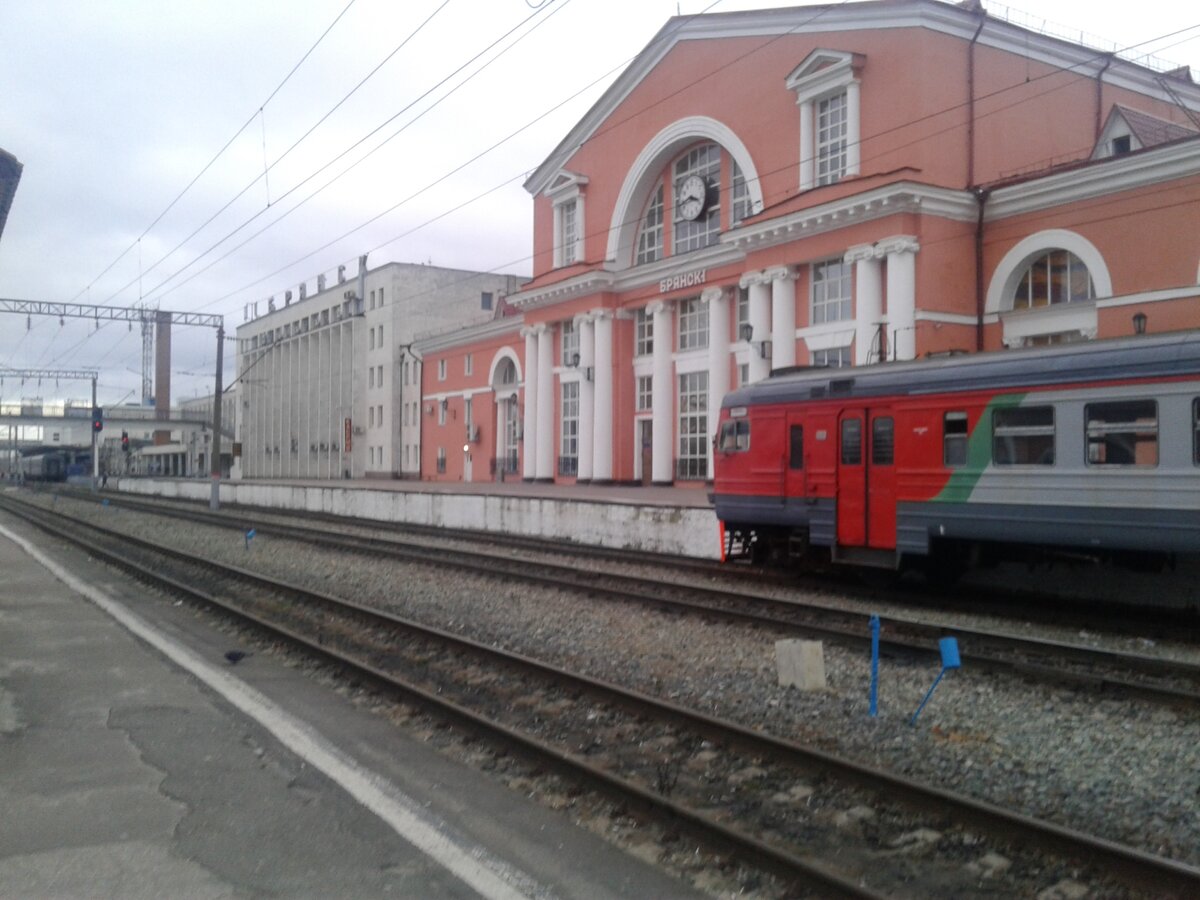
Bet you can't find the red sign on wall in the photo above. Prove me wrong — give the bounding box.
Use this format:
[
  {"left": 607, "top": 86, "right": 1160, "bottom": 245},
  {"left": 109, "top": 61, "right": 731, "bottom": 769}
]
[{"left": 344, "top": 417, "right": 352, "bottom": 452}]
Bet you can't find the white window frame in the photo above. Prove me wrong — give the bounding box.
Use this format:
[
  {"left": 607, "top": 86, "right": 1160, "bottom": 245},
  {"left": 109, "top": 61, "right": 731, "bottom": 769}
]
[
  {"left": 438, "top": 359, "right": 447, "bottom": 381},
  {"left": 636, "top": 375, "right": 653, "bottom": 412},
  {"left": 677, "top": 296, "right": 708, "bottom": 351},
  {"left": 812, "top": 345, "right": 852, "bottom": 368},
  {"left": 546, "top": 171, "right": 588, "bottom": 269},
  {"left": 465, "top": 353, "right": 473, "bottom": 376},
  {"left": 560, "top": 381, "right": 579, "bottom": 474},
  {"left": 811, "top": 258, "right": 852, "bottom": 325},
  {"left": 561, "top": 320, "right": 580, "bottom": 367},
  {"left": 677, "top": 371, "right": 709, "bottom": 480},
  {"left": 672, "top": 143, "right": 721, "bottom": 256},
  {"left": 635, "top": 307, "right": 654, "bottom": 357},
  {"left": 635, "top": 184, "right": 664, "bottom": 265},
  {"left": 787, "top": 50, "right": 862, "bottom": 191}
]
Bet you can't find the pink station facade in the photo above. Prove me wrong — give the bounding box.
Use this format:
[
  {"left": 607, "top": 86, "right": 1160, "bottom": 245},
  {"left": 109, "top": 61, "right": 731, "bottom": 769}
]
[{"left": 414, "top": 0, "right": 1200, "bottom": 488}]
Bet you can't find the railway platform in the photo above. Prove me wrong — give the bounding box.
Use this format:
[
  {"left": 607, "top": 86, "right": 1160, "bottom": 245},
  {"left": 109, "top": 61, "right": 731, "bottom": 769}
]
[
  {"left": 116, "top": 476, "right": 722, "bottom": 559},
  {"left": 0, "top": 514, "right": 704, "bottom": 899}
]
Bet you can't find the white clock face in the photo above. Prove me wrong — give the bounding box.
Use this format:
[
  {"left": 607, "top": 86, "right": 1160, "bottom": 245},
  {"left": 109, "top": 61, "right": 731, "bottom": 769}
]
[{"left": 677, "top": 174, "right": 707, "bottom": 221}]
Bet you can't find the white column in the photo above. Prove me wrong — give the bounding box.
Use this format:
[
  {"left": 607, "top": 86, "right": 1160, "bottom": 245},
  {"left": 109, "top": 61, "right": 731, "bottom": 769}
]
[
  {"left": 767, "top": 266, "right": 797, "bottom": 370},
  {"left": 536, "top": 325, "right": 554, "bottom": 480},
  {"left": 847, "top": 243, "right": 884, "bottom": 364},
  {"left": 649, "top": 300, "right": 674, "bottom": 484},
  {"left": 576, "top": 314, "right": 595, "bottom": 482},
  {"left": 881, "top": 235, "right": 920, "bottom": 361},
  {"left": 741, "top": 272, "right": 772, "bottom": 383},
  {"left": 592, "top": 311, "right": 614, "bottom": 483},
  {"left": 798, "top": 100, "right": 814, "bottom": 190},
  {"left": 846, "top": 79, "right": 861, "bottom": 178},
  {"left": 521, "top": 326, "right": 538, "bottom": 480},
  {"left": 704, "top": 286, "right": 730, "bottom": 480}
]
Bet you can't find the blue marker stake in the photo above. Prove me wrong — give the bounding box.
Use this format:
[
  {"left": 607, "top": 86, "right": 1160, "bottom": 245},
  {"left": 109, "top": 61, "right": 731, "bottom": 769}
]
[
  {"left": 910, "top": 636, "right": 961, "bottom": 726},
  {"left": 245, "top": 528, "right": 256, "bottom": 550},
  {"left": 869, "top": 615, "right": 880, "bottom": 718}
]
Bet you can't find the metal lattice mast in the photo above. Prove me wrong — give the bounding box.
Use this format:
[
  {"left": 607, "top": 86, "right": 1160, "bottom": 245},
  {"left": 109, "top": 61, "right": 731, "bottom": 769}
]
[{"left": 137, "top": 303, "right": 156, "bottom": 406}]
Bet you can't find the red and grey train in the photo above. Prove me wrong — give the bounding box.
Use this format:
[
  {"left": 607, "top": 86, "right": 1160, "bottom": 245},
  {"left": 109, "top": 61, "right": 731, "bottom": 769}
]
[{"left": 712, "top": 331, "right": 1200, "bottom": 576}]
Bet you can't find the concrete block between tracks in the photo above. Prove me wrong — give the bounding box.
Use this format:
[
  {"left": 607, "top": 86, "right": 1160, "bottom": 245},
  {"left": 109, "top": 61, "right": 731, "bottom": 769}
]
[{"left": 774, "top": 639, "right": 826, "bottom": 691}]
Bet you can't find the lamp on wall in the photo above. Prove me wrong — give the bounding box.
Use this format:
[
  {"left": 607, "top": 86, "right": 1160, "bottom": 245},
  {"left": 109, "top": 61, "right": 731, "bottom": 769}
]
[
  {"left": 738, "top": 323, "right": 753, "bottom": 343},
  {"left": 567, "top": 352, "right": 580, "bottom": 367},
  {"left": 1132, "top": 312, "right": 1147, "bottom": 335}
]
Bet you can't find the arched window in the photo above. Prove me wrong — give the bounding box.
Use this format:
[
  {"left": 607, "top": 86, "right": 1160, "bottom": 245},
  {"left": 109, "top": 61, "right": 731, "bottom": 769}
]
[
  {"left": 673, "top": 142, "right": 721, "bottom": 255},
  {"left": 1012, "top": 250, "right": 1094, "bottom": 310}
]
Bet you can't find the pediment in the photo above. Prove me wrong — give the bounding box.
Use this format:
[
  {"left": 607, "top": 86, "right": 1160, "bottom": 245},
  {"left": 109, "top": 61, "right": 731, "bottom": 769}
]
[{"left": 785, "top": 49, "right": 864, "bottom": 95}]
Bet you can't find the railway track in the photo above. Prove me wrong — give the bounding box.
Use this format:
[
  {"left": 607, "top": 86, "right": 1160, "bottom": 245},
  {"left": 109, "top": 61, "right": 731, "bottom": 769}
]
[
  {"left": 29, "top": 489, "right": 1200, "bottom": 711},
  {"left": 4, "top": 494, "right": 1199, "bottom": 897}
]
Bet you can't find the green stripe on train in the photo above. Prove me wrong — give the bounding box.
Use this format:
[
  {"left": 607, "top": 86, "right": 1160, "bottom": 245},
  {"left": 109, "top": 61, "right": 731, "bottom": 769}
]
[{"left": 933, "top": 393, "right": 1026, "bottom": 503}]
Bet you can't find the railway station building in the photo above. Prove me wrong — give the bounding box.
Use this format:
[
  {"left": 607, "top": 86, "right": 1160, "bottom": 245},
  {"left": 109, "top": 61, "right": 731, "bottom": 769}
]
[
  {"left": 414, "top": 0, "right": 1200, "bottom": 487},
  {"left": 233, "top": 258, "right": 524, "bottom": 481}
]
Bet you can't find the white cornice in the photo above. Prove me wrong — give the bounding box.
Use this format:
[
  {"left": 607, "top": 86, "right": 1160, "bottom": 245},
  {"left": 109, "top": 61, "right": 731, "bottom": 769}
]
[
  {"left": 726, "top": 182, "right": 975, "bottom": 254},
  {"left": 986, "top": 137, "right": 1200, "bottom": 220},
  {"left": 523, "top": 1, "right": 1200, "bottom": 197},
  {"left": 508, "top": 270, "right": 616, "bottom": 311},
  {"left": 412, "top": 316, "right": 523, "bottom": 354}
]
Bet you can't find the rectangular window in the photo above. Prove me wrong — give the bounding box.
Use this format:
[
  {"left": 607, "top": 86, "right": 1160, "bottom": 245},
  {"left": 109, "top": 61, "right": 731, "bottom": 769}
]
[
  {"left": 677, "top": 371, "right": 709, "bottom": 480},
  {"left": 438, "top": 359, "right": 447, "bottom": 381},
  {"left": 636, "top": 375, "right": 653, "bottom": 412},
  {"left": 1085, "top": 400, "right": 1157, "bottom": 466},
  {"left": 789, "top": 425, "right": 803, "bottom": 469},
  {"left": 559, "top": 382, "right": 579, "bottom": 476},
  {"left": 812, "top": 259, "right": 852, "bottom": 324},
  {"left": 1194, "top": 399, "right": 1200, "bottom": 465},
  {"left": 369, "top": 407, "right": 375, "bottom": 428},
  {"left": 944, "top": 412, "right": 967, "bottom": 467},
  {"left": 438, "top": 401, "right": 446, "bottom": 426},
  {"left": 464, "top": 397, "right": 473, "bottom": 436},
  {"left": 558, "top": 200, "right": 578, "bottom": 266},
  {"left": 377, "top": 364, "right": 383, "bottom": 387},
  {"left": 738, "top": 363, "right": 750, "bottom": 387},
  {"left": 993, "top": 405, "right": 1055, "bottom": 466},
  {"left": 718, "top": 419, "right": 750, "bottom": 453},
  {"left": 436, "top": 447, "right": 446, "bottom": 474},
  {"left": 812, "top": 346, "right": 851, "bottom": 368},
  {"left": 369, "top": 289, "right": 375, "bottom": 310},
  {"left": 872, "top": 417, "right": 894, "bottom": 465},
  {"left": 378, "top": 323, "right": 383, "bottom": 346},
  {"left": 677, "top": 297, "right": 708, "bottom": 351},
  {"left": 561, "top": 321, "right": 579, "bottom": 366},
  {"left": 635, "top": 308, "right": 653, "bottom": 356},
  {"left": 369, "top": 328, "right": 375, "bottom": 350},
  {"left": 816, "top": 91, "right": 848, "bottom": 186},
  {"left": 736, "top": 286, "right": 750, "bottom": 338},
  {"left": 465, "top": 354, "right": 473, "bottom": 376},
  {"left": 841, "top": 418, "right": 862, "bottom": 465},
  {"left": 481, "top": 291, "right": 493, "bottom": 310},
  {"left": 369, "top": 368, "right": 375, "bottom": 389}
]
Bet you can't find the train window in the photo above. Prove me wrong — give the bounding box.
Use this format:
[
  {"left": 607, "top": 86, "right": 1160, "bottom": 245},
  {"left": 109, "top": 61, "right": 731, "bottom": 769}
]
[
  {"left": 993, "top": 406, "right": 1055, "bottom": 465},
  {"left": 718, "top": 420, "right": 750, "bottom": 453},
  {"left": 872, "top": 417, "right": 894, "bottom": 465},
  {"left": 789, "top": 425, "right": 803, "bottom": 469},
  {"left": 944, "top": 412, "right": 968, "bottom": 467},
  {"left": 1194, "top": 399, "right": 1200, "bottom": 465},
  {"left": 841, "top": 418, "right": 862, "bottom": 464},
  {"left": 1085, "top": 400, "right": 1157, "bottom": 466}
]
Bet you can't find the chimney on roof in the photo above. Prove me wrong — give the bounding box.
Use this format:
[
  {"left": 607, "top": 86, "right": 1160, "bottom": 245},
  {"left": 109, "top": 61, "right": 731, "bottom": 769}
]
[
  {"left": 317, "top": 274, "right": 326, "bottom": 292},
  {"left": 299, "top": 282, "right": 307, "bottom": 300}
]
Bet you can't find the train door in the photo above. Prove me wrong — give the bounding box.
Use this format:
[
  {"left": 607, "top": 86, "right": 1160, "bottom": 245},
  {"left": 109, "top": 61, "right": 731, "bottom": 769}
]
[
  {"left": 836, "top": 410, "right": 867, "bottom": 546},
  {"left": 836, "top": 407, "right": 897, "bottom": 549},
  {"left": 783, "top": 413, "right": 807, "bottom": 498}
]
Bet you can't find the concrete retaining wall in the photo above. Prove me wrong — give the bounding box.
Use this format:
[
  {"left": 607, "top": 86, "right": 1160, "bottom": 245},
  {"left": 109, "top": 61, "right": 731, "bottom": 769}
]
[{"left": 117, "top": 479, "right": 722, "bottom": 559}]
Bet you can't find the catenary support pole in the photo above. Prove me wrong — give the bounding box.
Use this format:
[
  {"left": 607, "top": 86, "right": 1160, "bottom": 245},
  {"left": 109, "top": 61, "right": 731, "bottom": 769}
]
[
  {"left": 91, "top": 376, "right": 99, "bottom": 493},
  {"left": 210, "top": 323, "right": 224, "bottom": 511}
]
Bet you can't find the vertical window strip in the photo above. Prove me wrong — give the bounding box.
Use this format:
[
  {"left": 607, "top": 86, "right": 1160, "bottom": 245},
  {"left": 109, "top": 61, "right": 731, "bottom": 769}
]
[
  {"left": 812, "top": 259, "right": 852, "bottom": 324},
  {"left": 731, "top": 160, "right": 751, "bottom": 225},
  {"left": 677, "top": 297, "right": 709, "bottom": 351},
  {"left": 636, "top": 185, "right": 664, "bottom": 265},
  {"left": 672, "top": 143, "right": 721, "bottom": 255},
  {"left": 560, "top": 381, "right": 579, "bottom": 475},
  {"left": 635, "top": 308, "right": 654, "bottom": 357},
  {"left": 816, "top": 92, "right": 848, "bottom": 186},
  {"left": 677, "top": 371, "right": 709, "bottom": 480}
]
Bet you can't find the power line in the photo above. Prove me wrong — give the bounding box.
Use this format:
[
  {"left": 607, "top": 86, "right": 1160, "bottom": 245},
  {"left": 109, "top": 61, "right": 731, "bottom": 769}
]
[{"left": 70, "top": 0, "right": 360, "bottom": 306}]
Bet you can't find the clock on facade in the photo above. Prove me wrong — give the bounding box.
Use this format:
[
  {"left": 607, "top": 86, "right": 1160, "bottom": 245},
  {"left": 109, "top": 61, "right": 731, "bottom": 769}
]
[{"left": 677, "top": 174, "right": 708, "bottom": 221}]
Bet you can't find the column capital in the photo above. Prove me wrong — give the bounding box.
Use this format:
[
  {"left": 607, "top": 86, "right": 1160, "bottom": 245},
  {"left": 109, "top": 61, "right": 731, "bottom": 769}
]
[
  {"left": 700, "top": 285, "right": 729, "bottom": 304},
  {"left": 738, "top": 270, "right": 770, "bottom": 289},
  {"left": 844, "top": 242, "right": 879, "bottom": 264},
  {"left": 573, "top": 312, "right": 595, "bottom": 327},
  {"left": 876, "top": 234, "right": 920, "bottom": 256},
  {"left": 763, "top": 265, "right": 798, "bottom": 282},
  {"left": 589, "top": 308, "right": 612, "bottom": 321},
  {"left": 519, "top": 323, "right": 547, "bottom": 338},
  {"left": 645, "top": 299, "right": 668, "bottom": 317}
]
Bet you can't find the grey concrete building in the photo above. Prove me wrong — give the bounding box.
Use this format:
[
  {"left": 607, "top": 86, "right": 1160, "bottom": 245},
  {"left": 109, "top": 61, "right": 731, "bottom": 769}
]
[{"left": 234, "top": 257, "right": 523, "bottom": 481}]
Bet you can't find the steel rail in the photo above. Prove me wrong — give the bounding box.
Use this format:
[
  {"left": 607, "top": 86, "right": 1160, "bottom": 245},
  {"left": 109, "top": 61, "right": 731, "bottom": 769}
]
[{"left": 4, "top": 495, "right": 1199, "bottom": 896}]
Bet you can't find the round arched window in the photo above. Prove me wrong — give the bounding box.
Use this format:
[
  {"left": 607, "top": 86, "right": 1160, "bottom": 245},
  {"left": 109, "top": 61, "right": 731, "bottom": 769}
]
[{"left": 1013, "top": 250, "right": 1094, "bottom": 310}]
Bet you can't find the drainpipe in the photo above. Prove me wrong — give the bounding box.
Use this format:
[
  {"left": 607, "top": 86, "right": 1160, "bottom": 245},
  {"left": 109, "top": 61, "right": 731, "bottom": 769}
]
[
  {"left": 974, "top": 187, "right": 990, "bottom": 352},
  {"left": 966, "top": 10, "right": 986, "bottom": 188},
  {"left": 1095, "top": 54, "right": 1114, "bottom": 144}
]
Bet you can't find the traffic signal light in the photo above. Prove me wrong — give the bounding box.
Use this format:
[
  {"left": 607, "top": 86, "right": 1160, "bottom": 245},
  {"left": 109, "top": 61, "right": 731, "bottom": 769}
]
[
  {"left": 92, "top": 407, "right": 104, "bottom": 433},
  {"left": 121, "top": 431, "right": 129, "bottom": 452}
]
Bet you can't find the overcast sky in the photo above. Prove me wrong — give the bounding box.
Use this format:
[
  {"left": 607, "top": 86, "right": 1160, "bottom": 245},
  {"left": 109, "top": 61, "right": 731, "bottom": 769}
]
[{"left": 2, "top": 0, "right": 1197, "bottom": 407}]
